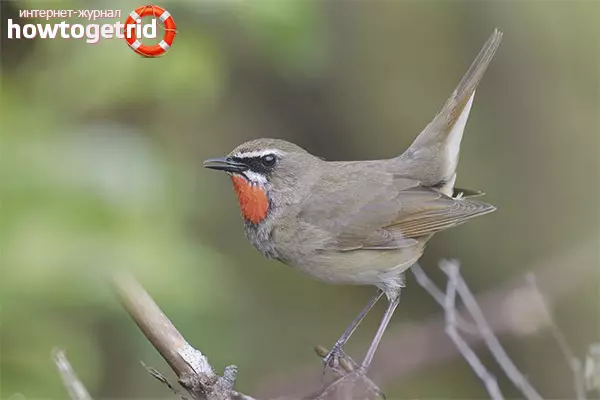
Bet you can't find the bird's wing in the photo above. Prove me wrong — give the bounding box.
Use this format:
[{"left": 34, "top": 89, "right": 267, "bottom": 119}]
[
  {"left": 383, "top": 190, "right": 495, "bottom": 239},
  {"left": 299, "top": 170, "right": 495, "bottom": 251}
]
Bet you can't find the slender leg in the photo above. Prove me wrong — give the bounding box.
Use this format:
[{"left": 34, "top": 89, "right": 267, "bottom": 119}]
[
  {"left": 323, "top": 289, "right": 384, "bottom": 366},
  {"left": 361, "top": 288, "right": 402, "bottom": 372}
]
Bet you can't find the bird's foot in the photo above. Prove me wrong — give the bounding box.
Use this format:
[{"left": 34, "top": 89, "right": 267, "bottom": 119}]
[
  {"left": 322, "top": 343, "right": 343, "bottom": 368},
  {"left": 317, "top": 344, "right": 353, "bottom": 370},
  {"left": 315, "top": 344, "right": 359, "bottom": 376},
  {"left": 314, "top": 345, "right": 385, "bottom": 399}
]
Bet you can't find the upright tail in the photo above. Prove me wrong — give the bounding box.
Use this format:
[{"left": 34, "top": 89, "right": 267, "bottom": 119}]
[{"left": 397, "top": 29, "right": 503, "bottom": 193}]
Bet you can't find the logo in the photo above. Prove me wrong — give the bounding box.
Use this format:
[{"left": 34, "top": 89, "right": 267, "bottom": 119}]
[
  {"left": 6, "top": 4, "right": 177, "bottom": 58},
  {"left": 125, "top": 5, "right": 177, "bottom": 58}
]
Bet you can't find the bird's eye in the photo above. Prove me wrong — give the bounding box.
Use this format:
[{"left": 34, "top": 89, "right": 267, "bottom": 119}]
[{"left": 261, "top": 154, "right": 276, "bottom": 167}]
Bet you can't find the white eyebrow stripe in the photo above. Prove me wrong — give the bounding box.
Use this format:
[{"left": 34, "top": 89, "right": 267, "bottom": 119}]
[
  {"left": 233, "top": 149, "right": 286, "bottom": 159},
  {"left": 241, "top": 170, "right": 268, "bottom": 185}
]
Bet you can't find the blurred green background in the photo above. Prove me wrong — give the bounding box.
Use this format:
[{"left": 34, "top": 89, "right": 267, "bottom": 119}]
[{"left": 1, "top": 0, "right": 599, "bottom": 398}]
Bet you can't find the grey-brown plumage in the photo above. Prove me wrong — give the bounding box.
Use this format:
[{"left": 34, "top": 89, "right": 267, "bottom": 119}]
[{"left": 204, "top": 29, "right": 502, "bottom": 373}]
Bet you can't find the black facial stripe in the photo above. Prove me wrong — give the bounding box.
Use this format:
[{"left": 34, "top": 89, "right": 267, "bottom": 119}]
[{"left": 232, "top": 156, "right": 273, "bottom": 176}]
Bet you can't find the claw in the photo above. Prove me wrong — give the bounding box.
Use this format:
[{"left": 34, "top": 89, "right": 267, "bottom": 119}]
[{"left": 322, "top": 344, "right": 344, "bottom": 368}]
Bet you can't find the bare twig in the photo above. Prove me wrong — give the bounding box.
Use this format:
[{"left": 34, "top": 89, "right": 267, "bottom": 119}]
[
  {"left": 411, "top": 263, "right": 447, "bottom": 305},
  {"left": 440, "top": 260, "right": 543, "bottom": 400},
  {"left": 52, "top": 348, "right": 93, "bottom": 400},
  {"left": 111, "top": 271, "right": 256, "bottom": 400},
  {"left": 54, "top": 271, "right": 389, "bottom": 400},
  {"left": 412, "top": 263, "right": 480, "bottom": 335},
  {"left": 442, "top": 261, "right": 504, "bottom": 400},
  {"left": 526, "top": 273, "right": 587, "bottom": 400}
]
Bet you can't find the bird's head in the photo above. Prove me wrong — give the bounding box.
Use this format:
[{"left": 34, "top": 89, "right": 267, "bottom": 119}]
[{"left": 204, "top": 138, "right": 321, "bottom": 224}]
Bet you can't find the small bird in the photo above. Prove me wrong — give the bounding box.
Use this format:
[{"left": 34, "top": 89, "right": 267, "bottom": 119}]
[{"left": 204, "top": 29, "right": 502, "bottom": 372}]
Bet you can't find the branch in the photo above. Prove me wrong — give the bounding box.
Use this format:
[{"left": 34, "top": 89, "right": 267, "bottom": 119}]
[
  {"left": 412, "top": 263, "right": 480, "bottom": 335},
  {"left": 53, "top": 272, "right": 386, "bottom": 400},
  {"left": 111, "top": 271, "right": 256, "bottom": 400},
  {"left": 52, "top": 348, "right": 93, "bottom": 400},
  {"left": 439, "top": 260, "right": 543, "bottom": 400},
  {"left": 442, "top": 261, "right": 504, "bottom": 400}
]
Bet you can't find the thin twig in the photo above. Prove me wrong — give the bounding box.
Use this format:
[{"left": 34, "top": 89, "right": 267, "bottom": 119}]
[
  {"left": 52, "top": 348, "right": 93, "bottom": 400},
  {"left": 412, "top": 263, "right": 480, "bottom": 335},
  {"left": 442, "top": 262, "right": 504, "bottom": 400},
  {"left": 111, "top": 271, "right": 256, "bottom": 400},
  {"left": 440, "top": 260, "right": 544, "bottom": 400},
  {"left": 411, "top": 263, "right": 446, "bottom": 304},
  {"left": 526, "top": 273, "right": 587, "bottom": 400}
]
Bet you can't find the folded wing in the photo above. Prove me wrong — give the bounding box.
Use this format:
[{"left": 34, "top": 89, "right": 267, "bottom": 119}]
[{"left": 300, "top": 172, "right": 495, "bottom": 251}]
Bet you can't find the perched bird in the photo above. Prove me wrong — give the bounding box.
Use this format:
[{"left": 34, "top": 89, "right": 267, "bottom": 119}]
[{"left": 204, "top": 29, "right": 502, "bottom": 372}]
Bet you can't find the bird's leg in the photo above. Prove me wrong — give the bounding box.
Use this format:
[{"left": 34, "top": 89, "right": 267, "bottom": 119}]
[
  {"left": 323, "top": 289, "right": 384, "bottom": 368},
  {"left": 360, "top": 288, "right": 402, "bottom": 372}
]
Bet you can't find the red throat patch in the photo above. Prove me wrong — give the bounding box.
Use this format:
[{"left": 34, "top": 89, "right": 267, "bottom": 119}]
[{"left": 230, "top": 175, "right": 269, "bottom": 224}]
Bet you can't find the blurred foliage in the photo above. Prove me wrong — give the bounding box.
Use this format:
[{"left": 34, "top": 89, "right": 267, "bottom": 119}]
[{"left": 1, "top": 0, "right": 599, "bottom": 398}]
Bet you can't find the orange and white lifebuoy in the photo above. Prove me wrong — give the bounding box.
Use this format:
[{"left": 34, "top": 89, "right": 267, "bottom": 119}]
[{"left": 125, "top": 5, "right": 176, "bottom": 57}]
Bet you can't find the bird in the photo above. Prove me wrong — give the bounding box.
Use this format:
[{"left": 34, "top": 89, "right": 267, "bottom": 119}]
[{"left": 204, "top": 29, "right": 502, "bottom": 373}]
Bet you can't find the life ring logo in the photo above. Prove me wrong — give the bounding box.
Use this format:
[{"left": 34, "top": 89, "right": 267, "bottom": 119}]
[{"left": 124, "top": 5, "right": 176, "bottom": 57}]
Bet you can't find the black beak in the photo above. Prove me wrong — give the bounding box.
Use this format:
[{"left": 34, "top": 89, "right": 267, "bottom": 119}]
[{"left": 203, "top": 157, "right": 249, "bottom": 173}]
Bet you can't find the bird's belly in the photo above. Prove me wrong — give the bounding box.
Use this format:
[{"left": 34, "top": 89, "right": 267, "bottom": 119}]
[
  {"left": 288, "top": 247, "right": 424, "bottom": 288},
  {"left": 246, "top": 218, "right": 425, "bottom": 290}
]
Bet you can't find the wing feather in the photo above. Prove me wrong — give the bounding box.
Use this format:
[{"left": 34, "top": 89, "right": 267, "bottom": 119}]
[{"left": 299, "top": 167, "right": 495, "bottom": 252}]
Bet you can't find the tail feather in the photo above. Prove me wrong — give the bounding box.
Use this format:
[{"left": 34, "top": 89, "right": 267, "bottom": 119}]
[{"left": 398, "top": 29, "right": 503, "bottom": 190}]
